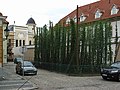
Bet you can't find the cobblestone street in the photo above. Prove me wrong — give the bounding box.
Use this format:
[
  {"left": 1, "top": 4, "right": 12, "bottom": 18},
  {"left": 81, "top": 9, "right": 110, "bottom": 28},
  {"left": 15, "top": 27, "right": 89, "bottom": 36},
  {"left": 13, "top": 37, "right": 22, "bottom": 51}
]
[
  {"left": 1, "top": 62, "right": 120, "bottom": 90},
  {"left": 0, "top": 62, "right": 37, "bottom": 90},
  {"left": 25, "top": 67, "right": 120, "bottom": 90}
]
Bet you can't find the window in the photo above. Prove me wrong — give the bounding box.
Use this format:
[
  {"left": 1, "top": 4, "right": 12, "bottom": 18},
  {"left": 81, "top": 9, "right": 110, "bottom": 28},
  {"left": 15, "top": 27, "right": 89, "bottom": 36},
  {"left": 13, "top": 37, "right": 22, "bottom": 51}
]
[
  {"left": 23, "top": 40, "right": 25, "bottom": 46},
  {"left": 95, "top": 9, "right": 102, "bottom": 19},
  {"left": 66, "top": 17, "right": 70, "bottom": 24},
  {"left": 19, "top": 40, "right": 21, "bottom": 46},
  {"left": 111, "top": 5, "right": 119, "bottom": 15},
  {"left": 29, "top": 40, "right": 31, "bottom": 45},
  {"left": 16, "top": 40, "right": 18, "bottom": 47},
  {"left": 73, "top": 16, "right": 77, "bottom": 23},
  {"left": 80, "top": 14, "right": 86, "bottom": 22}
]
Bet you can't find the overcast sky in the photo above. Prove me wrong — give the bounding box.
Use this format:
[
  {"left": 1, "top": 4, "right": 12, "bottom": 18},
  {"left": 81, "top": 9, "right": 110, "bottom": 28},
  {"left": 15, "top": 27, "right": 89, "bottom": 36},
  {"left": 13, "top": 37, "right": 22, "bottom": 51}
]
[{"left": 0, "top": 0, "right": 99, "bottom": 27}]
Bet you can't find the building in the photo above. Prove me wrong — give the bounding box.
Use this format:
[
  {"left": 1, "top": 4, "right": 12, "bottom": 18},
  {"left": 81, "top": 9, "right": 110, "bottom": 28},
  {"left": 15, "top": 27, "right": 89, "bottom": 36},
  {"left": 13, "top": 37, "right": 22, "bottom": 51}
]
[
  {"left": 59, "top": 0, "right": 120, "bottom": 61},
  {"left": 59, "top": 0, "right": 120, "bottom": 24},
  {"left": 8, "top": 17, "right": 36, "bottom": 61},
  {"left": 0, "top": 12, "right": 9, "bottom": 67}
]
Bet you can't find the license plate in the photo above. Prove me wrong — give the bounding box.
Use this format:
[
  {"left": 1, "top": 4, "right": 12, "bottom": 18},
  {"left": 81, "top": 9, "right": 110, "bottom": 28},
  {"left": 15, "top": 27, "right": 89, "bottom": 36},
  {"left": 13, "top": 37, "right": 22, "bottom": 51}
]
[{"left": 102, "top": 74, "right": 107, "bottom": 76}]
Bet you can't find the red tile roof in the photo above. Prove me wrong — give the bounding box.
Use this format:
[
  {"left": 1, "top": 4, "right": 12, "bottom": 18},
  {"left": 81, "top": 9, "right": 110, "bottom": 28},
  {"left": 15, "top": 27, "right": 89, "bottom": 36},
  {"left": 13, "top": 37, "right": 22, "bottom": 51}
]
[{"left": 59, "top": 0, "right": 120, "bottom": 24}]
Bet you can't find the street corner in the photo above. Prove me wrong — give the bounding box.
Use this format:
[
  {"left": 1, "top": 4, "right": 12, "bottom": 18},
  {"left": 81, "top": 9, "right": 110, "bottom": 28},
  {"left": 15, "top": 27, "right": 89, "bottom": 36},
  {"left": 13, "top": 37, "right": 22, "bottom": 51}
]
[{"left": 0, "top": 76, "right": 6, "bottom": 81}]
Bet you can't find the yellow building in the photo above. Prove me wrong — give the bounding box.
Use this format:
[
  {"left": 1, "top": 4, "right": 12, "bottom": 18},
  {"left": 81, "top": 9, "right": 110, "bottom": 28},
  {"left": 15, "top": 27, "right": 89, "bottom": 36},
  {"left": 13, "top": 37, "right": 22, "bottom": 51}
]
[{"left": 0, "top": 12, "right": 9, "bottom": 67}]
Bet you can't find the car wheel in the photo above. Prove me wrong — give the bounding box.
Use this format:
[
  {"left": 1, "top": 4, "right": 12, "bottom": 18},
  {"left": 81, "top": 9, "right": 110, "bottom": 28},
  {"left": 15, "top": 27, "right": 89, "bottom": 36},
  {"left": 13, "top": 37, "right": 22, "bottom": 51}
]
[
  {"left": 20, "top": 70, "right": 23, "bottom": 75},
  {"left": 102, "top": 76, "right": 107, "bottom": 80},
  {"left": 16, "top": 71, "right": 18, "bottom": 74},
  {"left": 117, "top": 74, "right": 120, "bottom": 81},
  {"left": 34, "top": 72, "right": 37, "bottom": 75}
]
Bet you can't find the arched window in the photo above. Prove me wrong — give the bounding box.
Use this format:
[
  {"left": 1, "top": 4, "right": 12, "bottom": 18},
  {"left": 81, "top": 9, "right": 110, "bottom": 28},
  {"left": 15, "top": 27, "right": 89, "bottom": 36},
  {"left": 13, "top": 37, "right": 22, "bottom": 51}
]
[
  {"left": 16, "top": 40, "right": 18, "bottom": 47},
  {"left": 23, "top": 40, "right": 25, "bottom": 46},
  {"left": 19, "top": 40, "right": 21, "bottom": 46},
  {"left": 111, "top": 5, "right": 119, "bottom": 15},
  {"left": 95, "top": 9, "right": 102, "bottom": 19},
  {"left": 29, "top": 40, "right": 31, "bottom": 45}
]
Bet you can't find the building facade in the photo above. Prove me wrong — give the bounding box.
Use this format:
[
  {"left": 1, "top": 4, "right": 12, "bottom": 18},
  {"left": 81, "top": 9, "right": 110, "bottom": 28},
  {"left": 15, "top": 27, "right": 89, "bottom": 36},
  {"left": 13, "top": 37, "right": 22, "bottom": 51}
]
[
  {"left": 59, "top": 0, "right": 120, "bottom": 62},
  {"left": 0, "top": 12, "right": 9, "bottom": 67},
  {"left": 8, "top": 17, "right": 36, "bottom": 60}
]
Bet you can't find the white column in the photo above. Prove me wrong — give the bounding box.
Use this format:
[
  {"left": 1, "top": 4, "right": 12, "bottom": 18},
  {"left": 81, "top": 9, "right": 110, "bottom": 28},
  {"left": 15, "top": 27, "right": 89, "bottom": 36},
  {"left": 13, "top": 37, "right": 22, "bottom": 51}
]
[{"left": 3, "top": 23, "right": 8, "bottom": 64}]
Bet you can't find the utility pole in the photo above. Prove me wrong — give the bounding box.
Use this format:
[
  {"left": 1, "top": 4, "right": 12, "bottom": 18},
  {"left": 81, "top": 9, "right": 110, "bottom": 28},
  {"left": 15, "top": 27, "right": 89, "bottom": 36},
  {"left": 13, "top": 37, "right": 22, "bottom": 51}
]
[
  {"left": 21, "top": 46, "right": 27, "bottom": 77},
  {"left": 22, "top": 46, "right": 24, "bottom": 77},
  {"left": 114, "top": 20, "right": 118, "bottom": 62},
  {"left": 76, "top": 5, "right": 79, "bottom": 72}
]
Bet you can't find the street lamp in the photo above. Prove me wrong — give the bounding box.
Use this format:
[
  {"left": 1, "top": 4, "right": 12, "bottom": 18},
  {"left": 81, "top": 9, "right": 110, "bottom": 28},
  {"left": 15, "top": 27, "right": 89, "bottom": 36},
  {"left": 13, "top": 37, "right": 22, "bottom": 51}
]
[
  {"left": 4, "top": 22, "right": 10, "bottom": 40},
  {"left": 2, "top": 21, "right": 10, "bottom": 64}
]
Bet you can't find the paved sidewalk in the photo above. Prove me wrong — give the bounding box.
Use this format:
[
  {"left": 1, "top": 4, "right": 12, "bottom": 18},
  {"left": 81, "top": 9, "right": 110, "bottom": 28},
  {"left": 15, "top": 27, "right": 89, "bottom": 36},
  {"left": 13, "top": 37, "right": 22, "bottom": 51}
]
[
  {"left": 0, "top": 62, "right": 21, "bottom": 80},
  {"left": 0, "top": 67, "right": 8, "bottom": 80},
  {"left": 0, "top": 62, "right": 38, "bottom": 90},
  {"left": 0, "top": 64, "right": 12, "bottom": 81}
]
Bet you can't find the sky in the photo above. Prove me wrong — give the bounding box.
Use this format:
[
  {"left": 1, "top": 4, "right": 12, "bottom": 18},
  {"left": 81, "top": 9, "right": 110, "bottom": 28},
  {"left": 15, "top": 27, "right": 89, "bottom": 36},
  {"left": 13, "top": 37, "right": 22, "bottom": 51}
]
[{"left": 0, "top": 0, "right": 99, "bottom": 27}]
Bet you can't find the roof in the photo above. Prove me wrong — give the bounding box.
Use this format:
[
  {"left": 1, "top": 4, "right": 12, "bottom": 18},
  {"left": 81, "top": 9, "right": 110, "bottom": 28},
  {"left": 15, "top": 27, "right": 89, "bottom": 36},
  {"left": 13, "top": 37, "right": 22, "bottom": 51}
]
[
  {"left": 8, "top": 25, "right": 28, "bottom": 31},
  {"left": 26, "top": 17, "right": 36, "bottom": 25},
  {"left": 0, "top": 12, "right": 3, "bottom": 16},
  {"left": 8, "top": 25, "right": 14, "bottom": 31},
  {"left": 59, "top": 0, "right": 120, "bottom": 24},
  {"left": 0, "top": 12, "right": 8, "bottom": 24}
]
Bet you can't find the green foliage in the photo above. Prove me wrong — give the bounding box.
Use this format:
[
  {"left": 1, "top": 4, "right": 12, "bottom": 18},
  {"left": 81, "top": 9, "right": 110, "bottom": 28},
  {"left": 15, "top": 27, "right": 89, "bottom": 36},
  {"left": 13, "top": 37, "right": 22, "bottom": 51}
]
[{"left": 34, "top": 20, "right": 113, "bottom": 74}]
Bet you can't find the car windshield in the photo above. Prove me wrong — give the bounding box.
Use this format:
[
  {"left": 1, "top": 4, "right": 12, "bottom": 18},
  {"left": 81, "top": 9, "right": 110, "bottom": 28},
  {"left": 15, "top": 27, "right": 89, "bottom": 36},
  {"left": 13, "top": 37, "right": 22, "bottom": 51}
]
[
  {"left": 22, "top": 61, "right": 33, "bottom": 67},
  {"left": 17, "top": 58, "right": 22, "bottom": 61},
  {"left": 111, "top": 62, "right": 120, "bottom": 68}
]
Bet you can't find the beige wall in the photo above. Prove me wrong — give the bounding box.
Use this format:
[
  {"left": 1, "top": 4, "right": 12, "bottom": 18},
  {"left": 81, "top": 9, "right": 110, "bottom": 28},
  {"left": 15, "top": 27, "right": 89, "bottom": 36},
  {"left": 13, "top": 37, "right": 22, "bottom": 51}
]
[
  {"left": 0, "top": 27, "right": 3, "bottom": 66},
  {"left": 9, "top": 32, "right": 14, "bottom": 47},
  {"left": 24, "top": 48, "right": 34, "bottom": 62},
  {"left": 116, "top": 42, "right": 120, "bottom": 61}
]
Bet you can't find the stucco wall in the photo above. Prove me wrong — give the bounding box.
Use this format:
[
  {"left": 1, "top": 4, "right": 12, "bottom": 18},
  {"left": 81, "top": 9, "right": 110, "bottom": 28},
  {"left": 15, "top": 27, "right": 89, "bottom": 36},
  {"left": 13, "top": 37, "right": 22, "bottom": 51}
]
[
  {"left": 24, "top": 48, "right": 34, "bottom": 62},
  {"left": 0, "top": 27, "right": 3, "bottom": 67},
  {"left": 111, "top": 21, "right": 120, "bottom": 61},
  {"left": 14, "top": 26, "right": 28, "bottom": 46}
]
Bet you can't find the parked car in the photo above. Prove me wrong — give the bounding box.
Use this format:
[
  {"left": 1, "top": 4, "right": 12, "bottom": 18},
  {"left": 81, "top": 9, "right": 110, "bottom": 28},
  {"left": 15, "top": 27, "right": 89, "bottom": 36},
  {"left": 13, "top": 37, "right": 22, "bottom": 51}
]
[
  {"left": 14, "top": 57, "right": 23, "bottom": 64},
  {"left": 16, "top": 61, "right": 37, "bottom": 75},
  {"left": 100, "top": 61, "right": 120, "bottom": 81}
]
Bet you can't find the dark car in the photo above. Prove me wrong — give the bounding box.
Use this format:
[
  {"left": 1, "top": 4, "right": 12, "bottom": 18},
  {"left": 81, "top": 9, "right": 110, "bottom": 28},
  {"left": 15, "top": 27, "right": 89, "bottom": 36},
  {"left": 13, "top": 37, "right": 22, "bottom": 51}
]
[
  {"left": 16, "top": 61, "right": 37, "bottom": 75},
  {"left": 101, "top": 61, "right": 120, "bottom": 81},
  {"left": 14, "top": 57, "right": 23, "bottom": 64}
]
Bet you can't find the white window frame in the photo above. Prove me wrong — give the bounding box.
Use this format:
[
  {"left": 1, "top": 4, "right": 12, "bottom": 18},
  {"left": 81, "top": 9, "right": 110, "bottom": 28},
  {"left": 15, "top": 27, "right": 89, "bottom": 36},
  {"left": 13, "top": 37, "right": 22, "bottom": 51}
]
[
  {"left": 95, "top": 9, "right": 102, "bottom": 19},
  {"left": 73, "top": 15, "right": 77, "bottom": 23},
  {"left": 80, "top": 14, "right": 86, "bottom": 22},
  {"left": 66, "top": 17, "right": 70, "bottom": 24},
  {"left": 111, "top": 5, "right": 119, "bottom": 15}
]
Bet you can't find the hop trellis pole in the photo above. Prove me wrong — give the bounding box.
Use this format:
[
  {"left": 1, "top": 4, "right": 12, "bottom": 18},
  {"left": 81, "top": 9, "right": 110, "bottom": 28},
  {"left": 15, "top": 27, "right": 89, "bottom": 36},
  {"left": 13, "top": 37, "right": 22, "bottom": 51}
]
[{"left": 34, "top": 14, "right": 115, "bottom": 75}]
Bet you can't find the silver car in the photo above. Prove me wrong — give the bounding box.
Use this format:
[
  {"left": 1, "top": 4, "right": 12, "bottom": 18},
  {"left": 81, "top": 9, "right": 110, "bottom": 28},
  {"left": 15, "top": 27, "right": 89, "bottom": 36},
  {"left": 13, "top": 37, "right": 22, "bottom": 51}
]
[{"left": 16, "top": 61, "right": 37, "bottom": 75}]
